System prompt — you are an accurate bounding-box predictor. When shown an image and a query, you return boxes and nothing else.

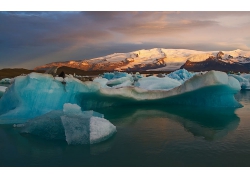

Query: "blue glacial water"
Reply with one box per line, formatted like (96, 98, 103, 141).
(0, 90, 250, 167)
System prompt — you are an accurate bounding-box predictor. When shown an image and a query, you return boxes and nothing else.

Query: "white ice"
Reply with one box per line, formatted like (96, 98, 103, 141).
(0, 86, 7, 98)
(20, 103, 116, 145)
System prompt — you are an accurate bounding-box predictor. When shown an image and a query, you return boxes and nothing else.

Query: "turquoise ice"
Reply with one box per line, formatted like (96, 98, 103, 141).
(0, 70, 242, 124)
(19, 103, 116, 144)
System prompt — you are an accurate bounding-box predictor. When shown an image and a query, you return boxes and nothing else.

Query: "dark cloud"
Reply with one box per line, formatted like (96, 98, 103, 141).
(0, 11, 250, 69)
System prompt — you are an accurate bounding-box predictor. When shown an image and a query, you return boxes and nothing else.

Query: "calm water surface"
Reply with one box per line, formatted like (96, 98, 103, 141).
(0, 91, 250, 167)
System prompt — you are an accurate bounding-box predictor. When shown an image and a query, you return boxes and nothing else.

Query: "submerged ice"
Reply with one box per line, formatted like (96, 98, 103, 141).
(20, 103, 116, 145)
(0, 69, 242, 124)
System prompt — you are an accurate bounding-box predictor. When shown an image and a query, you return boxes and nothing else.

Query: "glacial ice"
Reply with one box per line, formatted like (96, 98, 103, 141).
(0, 78, 12, 84)
(135, 76, 181, 90)
(167, 69, 194, 83)
(102, 72, 131, 80)
(0, 86, 7, 98)
(20, 103, 116, 145)
(0, 70, 242, 124)
(228, 74, 250, 89)
(93, 77, 109, 88)
(106, 76, 133, 87)
(0, 72, 101, 123)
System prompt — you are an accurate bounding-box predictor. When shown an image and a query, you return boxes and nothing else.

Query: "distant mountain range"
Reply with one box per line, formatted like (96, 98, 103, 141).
(0, 68, 44, 79)
(34, 48, 250, 72)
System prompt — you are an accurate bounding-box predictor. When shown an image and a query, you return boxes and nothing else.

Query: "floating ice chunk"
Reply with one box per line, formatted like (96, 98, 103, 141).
(99, 71, 241, 107)
(0, 73, 101, 123)
(228, 74, 250, 89)
(0, 71, 242, 124)
(63, 103, 104, 118)
(90, 116, 117, 144)
(102, 72, 131, 80)
(241, 74, 250, 81)
(102, 73, 115, 80)
(61, 114, 90, 144)
(112, 72, 132, 79)
(106, 77, 133, 87)
(112, 79, 133, 88)
(63, 103, 82, 115)
(167, 69, 194, 83)
(0, 78, 12, 84)
(0, 86, 7, 98)
(20, 103, 116, 145)
(20, 110, 66, 141)
(93, 77, 109, 88)
(135, 76, 181, 90)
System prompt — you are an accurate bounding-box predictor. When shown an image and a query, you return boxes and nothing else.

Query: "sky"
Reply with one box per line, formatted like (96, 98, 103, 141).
(1, 11, 250, 69)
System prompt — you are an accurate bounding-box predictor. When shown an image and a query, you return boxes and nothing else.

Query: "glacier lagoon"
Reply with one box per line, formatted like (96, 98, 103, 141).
(1, 70, 250, 166)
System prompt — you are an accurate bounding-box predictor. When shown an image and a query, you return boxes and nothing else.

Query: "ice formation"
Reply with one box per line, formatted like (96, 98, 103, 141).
(106, 76, 133, 87)
(102, 72, 131, 80)
(228, 74, 250, 89)
(0, 86, 7, 98)
(95, 71, 140, 88)
(167, 69, 194, 83)
(0, 73, 101, 123)
(93, 77, 109, 88)
(0, 70, 242, 124)
(134, 76, 181, 90)
(0, 78, 12, 84)
(20, 103, 116, 145)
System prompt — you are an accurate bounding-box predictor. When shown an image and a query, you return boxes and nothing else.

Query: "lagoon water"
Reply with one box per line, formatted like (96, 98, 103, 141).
(0, 90, 250, 167)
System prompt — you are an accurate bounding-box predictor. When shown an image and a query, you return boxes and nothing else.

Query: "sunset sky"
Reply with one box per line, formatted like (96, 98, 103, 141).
(1, 11, 250, 69)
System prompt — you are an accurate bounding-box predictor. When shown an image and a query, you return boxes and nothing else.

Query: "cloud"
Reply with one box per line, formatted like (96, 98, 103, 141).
(111, 19, 217, 37)
(1, 11, 250, 69)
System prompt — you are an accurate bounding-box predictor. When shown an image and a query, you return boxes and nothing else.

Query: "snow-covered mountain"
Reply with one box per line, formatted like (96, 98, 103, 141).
(34, 48, 250, 72)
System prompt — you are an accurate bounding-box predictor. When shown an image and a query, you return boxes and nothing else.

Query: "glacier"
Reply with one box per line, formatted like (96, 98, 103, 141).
(19, 103, 116, 145)
(0, 70, 242, 124)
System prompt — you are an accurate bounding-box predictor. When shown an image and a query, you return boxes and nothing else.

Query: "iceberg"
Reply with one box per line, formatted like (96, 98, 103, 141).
(0, 78, 12, 84)
(102, 71, 131, 80)
(106, 76, 133, 87)
(167, 68, 194, 83)
(0, 86, 7, 98)
(20, 103, 116, 145)
(94, 72, 142, 88)
(97, 70, 241, 108)
(0, 70, 242, 124)
(228, 74, 250, 89)
(135, 76, 181, 90)
(93, 77, 109, 88)
(0, 73, 101, 123)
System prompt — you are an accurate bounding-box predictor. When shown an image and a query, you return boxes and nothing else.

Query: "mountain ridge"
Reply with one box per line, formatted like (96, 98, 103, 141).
(34, 48, 250, 72)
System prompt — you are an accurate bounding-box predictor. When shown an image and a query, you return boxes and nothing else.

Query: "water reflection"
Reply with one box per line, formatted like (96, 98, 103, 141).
(99, 105, 240, 141)
(0, 102, 242, 166)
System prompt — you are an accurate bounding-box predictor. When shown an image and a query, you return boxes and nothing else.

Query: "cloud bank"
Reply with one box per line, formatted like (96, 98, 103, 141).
(1, 11, 250, 69)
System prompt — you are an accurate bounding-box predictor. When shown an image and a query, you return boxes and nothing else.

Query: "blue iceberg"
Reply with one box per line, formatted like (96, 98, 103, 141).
(0, 70, 242, 124)
(229, 74, 250, 89)
(19, 103, 116, 145)
(167, 69, 194, 83)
